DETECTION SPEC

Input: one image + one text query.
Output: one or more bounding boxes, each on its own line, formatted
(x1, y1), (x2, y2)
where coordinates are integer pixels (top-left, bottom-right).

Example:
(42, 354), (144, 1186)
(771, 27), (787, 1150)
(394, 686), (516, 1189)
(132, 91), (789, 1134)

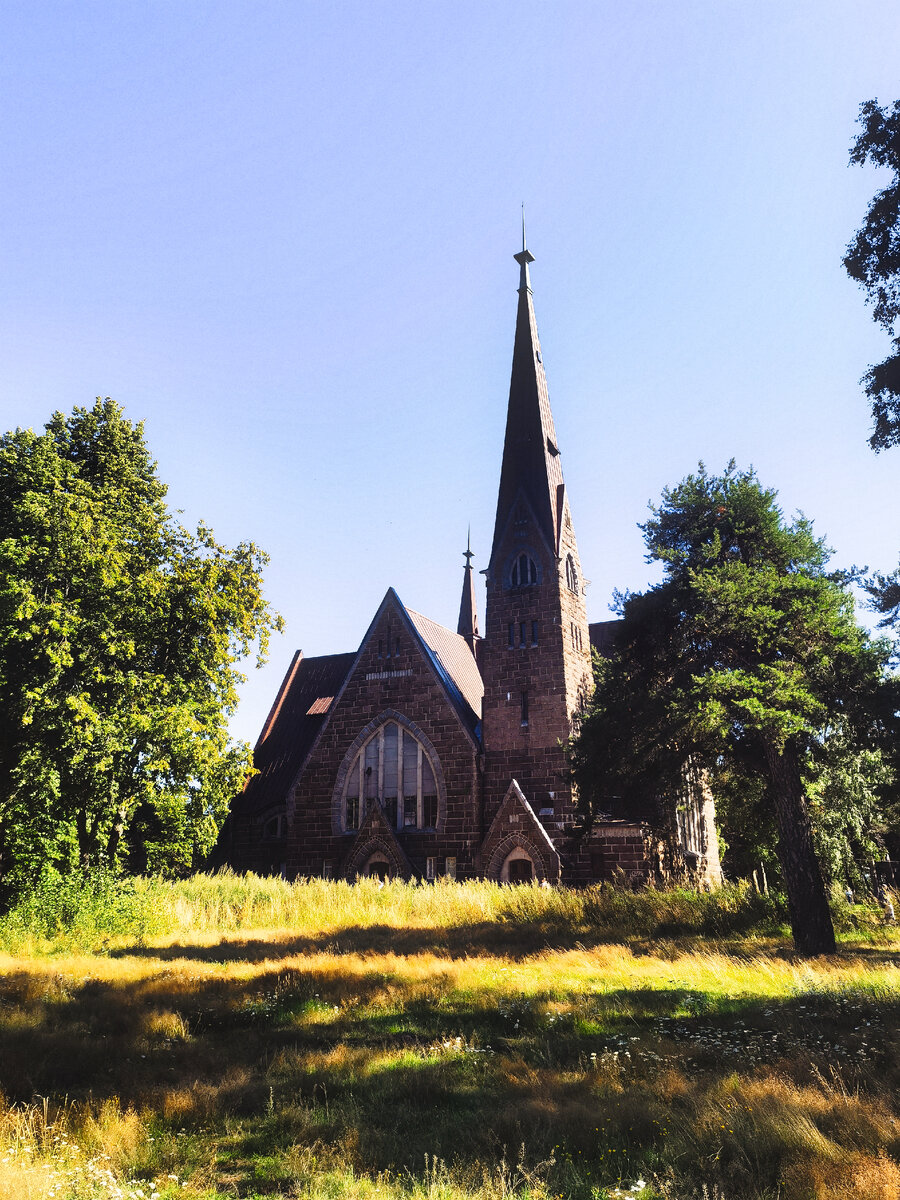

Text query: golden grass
(0, 872), (807, 956)
(0, 877), (898, 1199)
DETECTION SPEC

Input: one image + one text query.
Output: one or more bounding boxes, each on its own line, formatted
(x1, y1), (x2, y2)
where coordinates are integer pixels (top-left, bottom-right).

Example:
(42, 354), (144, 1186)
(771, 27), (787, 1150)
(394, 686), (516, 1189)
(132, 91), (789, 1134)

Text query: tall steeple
(490, 218), (566, 566)
(480, 228), (593, 836)
(457, 529), (479, 653)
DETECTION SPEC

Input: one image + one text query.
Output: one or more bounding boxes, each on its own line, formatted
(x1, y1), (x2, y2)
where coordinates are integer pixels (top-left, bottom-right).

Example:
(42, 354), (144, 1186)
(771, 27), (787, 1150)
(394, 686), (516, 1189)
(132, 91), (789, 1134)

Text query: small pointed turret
(457, 529), (479, 653)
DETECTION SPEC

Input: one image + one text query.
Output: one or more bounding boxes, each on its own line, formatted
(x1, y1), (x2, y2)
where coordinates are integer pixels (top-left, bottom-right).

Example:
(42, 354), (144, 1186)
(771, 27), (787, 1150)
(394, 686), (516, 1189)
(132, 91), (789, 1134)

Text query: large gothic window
(342, 721), (439, 832)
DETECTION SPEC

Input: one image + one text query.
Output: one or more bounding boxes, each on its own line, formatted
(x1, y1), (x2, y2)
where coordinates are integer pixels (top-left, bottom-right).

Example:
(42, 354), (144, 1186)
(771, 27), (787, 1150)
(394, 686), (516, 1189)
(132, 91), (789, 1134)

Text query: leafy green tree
(0, 399), (282, 901)
(709, 727), (895, 893)
(571, 463), (893, 956)
(842, 100), (900, 863)
(806, 724), (893, 890)
(844, 98), (900, 450)
(703, 759), (778, 882)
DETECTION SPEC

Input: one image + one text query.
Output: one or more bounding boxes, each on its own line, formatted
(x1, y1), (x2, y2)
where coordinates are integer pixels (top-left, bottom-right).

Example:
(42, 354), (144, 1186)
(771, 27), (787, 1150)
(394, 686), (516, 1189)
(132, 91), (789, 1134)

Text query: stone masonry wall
(480, 489), (593, 879)
(286, 598), (482, 880)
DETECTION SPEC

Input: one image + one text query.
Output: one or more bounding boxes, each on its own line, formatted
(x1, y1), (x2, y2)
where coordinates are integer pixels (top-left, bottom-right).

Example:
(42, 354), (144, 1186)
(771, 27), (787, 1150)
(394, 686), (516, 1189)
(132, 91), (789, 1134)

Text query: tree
(844, 98), (900, 450)
(805, 724), (894, 891)
(841, 99), (900, 855)
(0, 399), (282, 901)
(570, 463), (893, 956)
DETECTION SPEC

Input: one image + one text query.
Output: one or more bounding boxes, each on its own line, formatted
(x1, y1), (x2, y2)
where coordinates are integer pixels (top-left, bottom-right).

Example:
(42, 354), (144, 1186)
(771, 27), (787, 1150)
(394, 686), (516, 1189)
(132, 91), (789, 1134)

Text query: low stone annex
(217, 236), (721, 887)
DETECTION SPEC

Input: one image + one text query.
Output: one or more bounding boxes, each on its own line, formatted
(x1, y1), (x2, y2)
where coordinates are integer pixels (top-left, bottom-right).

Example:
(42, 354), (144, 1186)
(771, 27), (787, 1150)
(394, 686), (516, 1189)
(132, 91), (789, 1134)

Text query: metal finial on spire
(513, 206), (535, 276)
(464, 526), (474, 564)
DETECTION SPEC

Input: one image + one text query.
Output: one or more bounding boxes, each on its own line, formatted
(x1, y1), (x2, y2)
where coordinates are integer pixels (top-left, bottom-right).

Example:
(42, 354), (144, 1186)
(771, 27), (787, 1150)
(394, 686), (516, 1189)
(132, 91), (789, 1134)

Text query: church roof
(405, 606), (484, 730)
(237, 593), (484, 823)
(589, 619), (622, 659)
(490, 235), (567, 564)
(237, 649), (356, 815)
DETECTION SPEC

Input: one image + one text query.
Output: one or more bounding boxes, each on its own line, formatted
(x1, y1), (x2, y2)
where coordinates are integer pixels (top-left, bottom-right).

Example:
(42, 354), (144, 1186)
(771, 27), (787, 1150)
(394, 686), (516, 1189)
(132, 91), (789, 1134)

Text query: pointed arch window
(565, 554), (578, 593)
(342, 721), (438, 832)
(509, 552), (539, 588)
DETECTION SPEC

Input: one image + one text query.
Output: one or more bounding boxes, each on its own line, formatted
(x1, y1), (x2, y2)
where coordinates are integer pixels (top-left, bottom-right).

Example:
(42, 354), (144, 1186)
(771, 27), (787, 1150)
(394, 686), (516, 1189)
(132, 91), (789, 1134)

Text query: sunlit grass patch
(0, 1096), (186, 1200)
(0, 876), (898, 1198)
(0, 873), (805, 958)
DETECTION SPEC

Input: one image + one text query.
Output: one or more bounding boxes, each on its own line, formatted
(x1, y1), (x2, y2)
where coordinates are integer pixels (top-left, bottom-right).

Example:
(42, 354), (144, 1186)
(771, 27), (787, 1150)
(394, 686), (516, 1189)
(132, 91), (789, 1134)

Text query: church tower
(480, 233), (593, 833)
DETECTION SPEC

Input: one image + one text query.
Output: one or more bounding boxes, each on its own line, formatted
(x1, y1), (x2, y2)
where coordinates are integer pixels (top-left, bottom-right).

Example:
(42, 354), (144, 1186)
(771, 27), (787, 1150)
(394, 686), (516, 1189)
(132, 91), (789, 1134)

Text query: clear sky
(2, 1), (899, 746)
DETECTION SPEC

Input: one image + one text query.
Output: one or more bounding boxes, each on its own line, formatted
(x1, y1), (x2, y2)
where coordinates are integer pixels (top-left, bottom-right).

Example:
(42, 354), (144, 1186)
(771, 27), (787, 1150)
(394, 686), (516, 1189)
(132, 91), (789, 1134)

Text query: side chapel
(219, 238), (721, 887)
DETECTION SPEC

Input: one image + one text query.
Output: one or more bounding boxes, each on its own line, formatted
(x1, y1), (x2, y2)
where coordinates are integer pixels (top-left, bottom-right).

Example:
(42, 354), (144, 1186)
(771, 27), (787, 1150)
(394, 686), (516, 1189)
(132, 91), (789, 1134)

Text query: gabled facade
(285, 589), (484, 880)
(218, 237), (721, 887)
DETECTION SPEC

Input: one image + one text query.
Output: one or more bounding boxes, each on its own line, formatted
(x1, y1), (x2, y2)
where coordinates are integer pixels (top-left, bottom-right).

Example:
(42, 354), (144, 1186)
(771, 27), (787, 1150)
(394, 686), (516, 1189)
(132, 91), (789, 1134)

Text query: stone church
(219, 239), (720, 886)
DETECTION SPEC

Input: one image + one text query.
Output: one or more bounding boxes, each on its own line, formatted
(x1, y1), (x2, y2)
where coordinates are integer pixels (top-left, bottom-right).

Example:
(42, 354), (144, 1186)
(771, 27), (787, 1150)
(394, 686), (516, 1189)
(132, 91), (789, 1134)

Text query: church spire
(479, 233), (593, 841)
(490, 230), (566, 567)
(457, 529), (479, 652)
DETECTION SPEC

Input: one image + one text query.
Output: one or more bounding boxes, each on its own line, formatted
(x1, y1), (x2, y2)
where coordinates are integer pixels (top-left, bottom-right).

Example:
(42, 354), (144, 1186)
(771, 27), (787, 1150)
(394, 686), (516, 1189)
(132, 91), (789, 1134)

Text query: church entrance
(507, 858), (533, 884)
(499, 845), (537, 883)
(365, 856), (390, 881)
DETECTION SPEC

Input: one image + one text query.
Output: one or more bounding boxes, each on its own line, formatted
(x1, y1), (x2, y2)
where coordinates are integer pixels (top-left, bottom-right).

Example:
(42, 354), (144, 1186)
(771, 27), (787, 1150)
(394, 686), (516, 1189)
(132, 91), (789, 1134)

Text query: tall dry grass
(0, 871), (791, 957)
(0, 875), (897, 1199)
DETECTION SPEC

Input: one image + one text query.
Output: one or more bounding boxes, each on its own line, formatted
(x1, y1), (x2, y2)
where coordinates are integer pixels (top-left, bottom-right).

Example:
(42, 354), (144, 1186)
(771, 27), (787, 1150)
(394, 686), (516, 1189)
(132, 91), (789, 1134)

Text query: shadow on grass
(106, 920), (804, 964)
(2, 936), (899, 1199)
(2, 954), (898, 1091)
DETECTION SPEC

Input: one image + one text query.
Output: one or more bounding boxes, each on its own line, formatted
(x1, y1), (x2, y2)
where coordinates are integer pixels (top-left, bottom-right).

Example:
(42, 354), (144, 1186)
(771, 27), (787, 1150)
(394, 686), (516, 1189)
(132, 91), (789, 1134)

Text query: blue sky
(2, 1), (899, 745)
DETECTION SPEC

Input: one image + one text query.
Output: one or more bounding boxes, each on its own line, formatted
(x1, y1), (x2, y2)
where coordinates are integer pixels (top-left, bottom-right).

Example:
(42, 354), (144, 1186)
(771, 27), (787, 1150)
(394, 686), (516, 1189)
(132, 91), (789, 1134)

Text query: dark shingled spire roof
(456, 530), (479, 651)
(490, 229), (566, 566)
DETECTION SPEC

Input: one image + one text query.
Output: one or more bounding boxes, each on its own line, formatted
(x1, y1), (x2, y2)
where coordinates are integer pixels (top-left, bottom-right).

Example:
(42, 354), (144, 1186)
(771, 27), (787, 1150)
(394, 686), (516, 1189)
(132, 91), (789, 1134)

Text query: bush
(0, 867), (173, 952)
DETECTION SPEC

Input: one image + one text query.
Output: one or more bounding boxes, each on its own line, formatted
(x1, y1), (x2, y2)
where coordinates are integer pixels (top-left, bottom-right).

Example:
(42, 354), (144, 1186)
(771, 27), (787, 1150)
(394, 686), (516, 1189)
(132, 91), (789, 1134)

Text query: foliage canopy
(0, 399), (282, 900)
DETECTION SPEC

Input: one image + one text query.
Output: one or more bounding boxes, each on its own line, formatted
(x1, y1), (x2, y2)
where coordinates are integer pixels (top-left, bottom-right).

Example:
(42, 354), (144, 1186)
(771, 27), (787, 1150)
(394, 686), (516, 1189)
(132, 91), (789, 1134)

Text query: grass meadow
(0, 874), (898, 1200)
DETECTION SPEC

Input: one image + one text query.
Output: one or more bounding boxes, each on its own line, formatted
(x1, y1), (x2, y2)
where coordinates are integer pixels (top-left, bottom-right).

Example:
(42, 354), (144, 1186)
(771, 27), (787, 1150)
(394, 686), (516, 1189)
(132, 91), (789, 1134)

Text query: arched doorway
(501, 846), (535, 884)
(363, 854), (390, 880)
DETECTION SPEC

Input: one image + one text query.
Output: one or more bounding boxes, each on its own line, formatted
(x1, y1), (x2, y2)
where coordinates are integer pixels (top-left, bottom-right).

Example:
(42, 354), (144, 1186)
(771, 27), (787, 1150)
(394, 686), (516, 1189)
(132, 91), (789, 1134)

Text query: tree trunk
(76, 808), (91, 867)
(105, 810), (125, 865)
(763, 742), (836, 956)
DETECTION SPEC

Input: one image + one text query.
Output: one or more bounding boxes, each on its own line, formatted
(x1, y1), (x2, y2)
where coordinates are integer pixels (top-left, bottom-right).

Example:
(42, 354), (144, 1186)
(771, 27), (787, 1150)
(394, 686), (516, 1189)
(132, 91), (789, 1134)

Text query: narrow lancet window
(565, 554), (578, 593)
